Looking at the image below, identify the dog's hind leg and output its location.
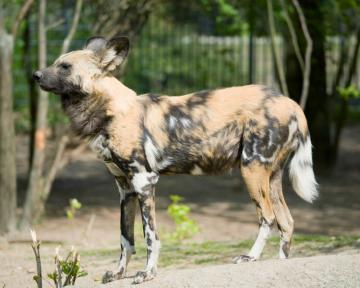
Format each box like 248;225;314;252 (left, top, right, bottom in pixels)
234;163;275;263
270;168;294;259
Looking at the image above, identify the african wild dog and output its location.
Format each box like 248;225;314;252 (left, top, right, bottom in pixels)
33;36;318;284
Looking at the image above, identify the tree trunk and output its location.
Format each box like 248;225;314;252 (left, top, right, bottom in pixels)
20;0;48;228
22;14;38;171
286;0;331;166
0;29;17;235
302;0;331;166
91;0;156;77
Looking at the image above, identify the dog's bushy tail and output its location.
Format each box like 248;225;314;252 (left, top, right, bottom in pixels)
289;135;318;203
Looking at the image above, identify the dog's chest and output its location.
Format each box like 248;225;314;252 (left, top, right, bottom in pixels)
89;134;127;177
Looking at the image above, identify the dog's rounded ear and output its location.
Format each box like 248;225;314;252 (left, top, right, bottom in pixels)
84;36;107;54
101;36;130;71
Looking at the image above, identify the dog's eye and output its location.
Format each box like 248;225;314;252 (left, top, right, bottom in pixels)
59;63;71;70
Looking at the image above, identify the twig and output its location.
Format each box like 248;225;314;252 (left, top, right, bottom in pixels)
61;0;83;54
30;229;43;288
266;0;289;97
55;247;62;288
43;135;69;200
46;18;65;31
83;214;96;245
11;0;34;39
292;0;313;110
279;0;304;72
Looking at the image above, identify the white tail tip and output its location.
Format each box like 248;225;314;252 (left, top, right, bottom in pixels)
289;136;319;203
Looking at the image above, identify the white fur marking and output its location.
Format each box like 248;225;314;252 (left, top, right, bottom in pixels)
89;134;111;159
248;222;271;259
132;172;158;194
144;224;161;272
279;239;288;259
179;117;192;128
144;137;172;171
242;137;278;164
191;165;203;175
169;116;177;129
289;135;318;203
144;137;159;170
287;121;298;142
116;235;134;274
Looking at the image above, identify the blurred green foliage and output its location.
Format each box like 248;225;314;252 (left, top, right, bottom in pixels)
9;0;360;133
66;198;82;220
337;85;360;100
166;195;200;241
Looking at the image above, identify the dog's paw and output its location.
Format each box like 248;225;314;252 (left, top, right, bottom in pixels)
133;270;156;284
102;268;125;284
233;255;256;263
102;271;115;283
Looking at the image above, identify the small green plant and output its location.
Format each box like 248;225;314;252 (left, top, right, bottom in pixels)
48;247;88;287
30;229;87;288
167;195;200;241
66;198;82;220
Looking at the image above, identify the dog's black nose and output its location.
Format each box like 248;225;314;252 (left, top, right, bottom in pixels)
33;70;43;81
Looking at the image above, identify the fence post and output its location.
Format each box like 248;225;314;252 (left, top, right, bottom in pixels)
248;0;255;84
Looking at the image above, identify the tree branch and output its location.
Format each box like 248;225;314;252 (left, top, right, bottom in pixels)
61;0;83;54
331;34;348;97
266;0;289;96
11;0;34;39
344;28;360;87
43;135;69;201
280;0;304;72
46;18;65;32
292;0;313;110
43;0;83;196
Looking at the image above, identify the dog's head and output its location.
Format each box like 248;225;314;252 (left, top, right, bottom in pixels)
33;36;129;96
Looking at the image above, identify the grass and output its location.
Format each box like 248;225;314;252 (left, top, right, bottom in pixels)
80;234;360;269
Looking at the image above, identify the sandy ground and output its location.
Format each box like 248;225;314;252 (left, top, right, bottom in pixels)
87;253;360;288
0;125;359;287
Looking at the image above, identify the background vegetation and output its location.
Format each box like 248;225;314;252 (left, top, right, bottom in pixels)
0;0;359;242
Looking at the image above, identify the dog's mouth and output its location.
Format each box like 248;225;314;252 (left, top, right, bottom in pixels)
38;82;60;94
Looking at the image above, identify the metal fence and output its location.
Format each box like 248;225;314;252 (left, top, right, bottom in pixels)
13;15;360;109
124;17;282;95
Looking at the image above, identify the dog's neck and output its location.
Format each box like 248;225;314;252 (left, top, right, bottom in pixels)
61;76;139;139
94;76;137;115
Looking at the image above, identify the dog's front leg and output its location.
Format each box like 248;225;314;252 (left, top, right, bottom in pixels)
103;178;136;283
132;172;160;284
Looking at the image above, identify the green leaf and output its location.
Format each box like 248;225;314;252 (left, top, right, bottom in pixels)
77;270;88;278
33;275;41;282
70;198;82;210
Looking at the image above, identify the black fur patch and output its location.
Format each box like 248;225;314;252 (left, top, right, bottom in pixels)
261;85;282;97
61;90;112;138
186;90;212;109
241;115;295;166
121;192;137;246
